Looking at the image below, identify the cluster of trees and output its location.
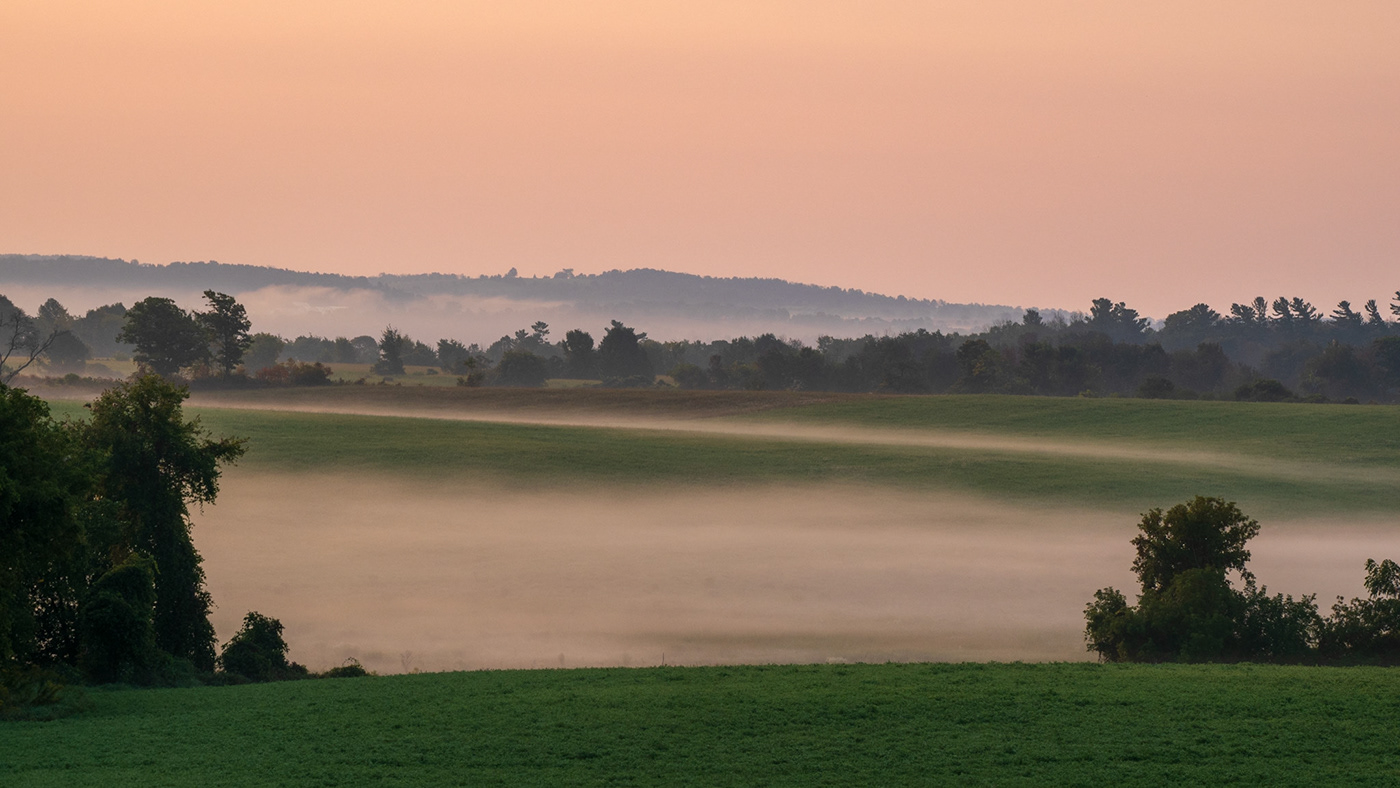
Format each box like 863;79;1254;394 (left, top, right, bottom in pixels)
1;377;235;688
0;291;253;383
0;375;355;715
653;294;1400;401
1086;497;1400;664
7;288;1400;400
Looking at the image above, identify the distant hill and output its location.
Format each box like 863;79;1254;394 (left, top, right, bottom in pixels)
0;254;1042;342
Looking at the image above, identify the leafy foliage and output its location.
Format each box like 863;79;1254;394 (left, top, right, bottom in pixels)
118;297;208;376
199;290;252;377
82;376;246;671
1088;496;1400;664
218;612;308;682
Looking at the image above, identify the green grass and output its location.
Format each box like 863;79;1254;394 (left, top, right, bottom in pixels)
5;662;1399;786
42;395;1400;517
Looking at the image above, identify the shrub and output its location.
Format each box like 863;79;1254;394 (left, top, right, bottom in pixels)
318;658;370;679
218;612;308;682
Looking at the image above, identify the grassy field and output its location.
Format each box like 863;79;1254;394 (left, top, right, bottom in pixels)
746;395;1400;470
5;662;1398;786
44;392;1400;517
172;386;1400;467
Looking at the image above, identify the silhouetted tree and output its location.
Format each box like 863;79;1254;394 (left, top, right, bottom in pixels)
494;350;548;387
198;290;252;377
561;329;598;379
118;297;207;376
218;612;307;682
373;326;407;375
598;320;652;381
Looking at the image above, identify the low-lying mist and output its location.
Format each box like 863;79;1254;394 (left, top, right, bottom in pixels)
196;473;1399;674
0;282;994;346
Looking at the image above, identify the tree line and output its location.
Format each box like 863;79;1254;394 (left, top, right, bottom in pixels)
1086;497;1400;664
6;290;1400;401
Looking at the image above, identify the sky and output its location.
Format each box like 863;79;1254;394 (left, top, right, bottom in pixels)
3;1;1398;317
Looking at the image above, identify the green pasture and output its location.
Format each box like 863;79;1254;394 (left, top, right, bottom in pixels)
43;395;1399;518
5;662;1399;786
746;394;1400;470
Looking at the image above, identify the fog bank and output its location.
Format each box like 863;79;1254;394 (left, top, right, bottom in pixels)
195;474;1398;674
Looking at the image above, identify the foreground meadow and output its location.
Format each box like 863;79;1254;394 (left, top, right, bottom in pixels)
5;663;1399;786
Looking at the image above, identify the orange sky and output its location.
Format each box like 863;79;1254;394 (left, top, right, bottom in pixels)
4;1;1398;317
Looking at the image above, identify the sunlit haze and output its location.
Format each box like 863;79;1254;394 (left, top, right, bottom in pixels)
4;1;1397;317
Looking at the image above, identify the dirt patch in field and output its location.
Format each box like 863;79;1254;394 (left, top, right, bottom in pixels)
195;473;1399;673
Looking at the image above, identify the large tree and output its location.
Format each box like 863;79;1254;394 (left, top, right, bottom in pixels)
199;290;252;377
597;320;652;381
118;297;208;376
83;375;245;670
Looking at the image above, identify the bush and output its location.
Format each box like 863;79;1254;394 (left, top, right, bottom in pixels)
218;612;308;682
493;350;548;388
255;360;333;386
1235;379;1294;402
1136;376;1175;399
1318;559;1400;664
0;666;86;721
318;658;370;679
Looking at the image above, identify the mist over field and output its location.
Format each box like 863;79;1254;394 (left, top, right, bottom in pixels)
194;473;1400;675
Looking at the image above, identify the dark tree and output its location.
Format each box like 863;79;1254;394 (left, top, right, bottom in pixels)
83;375;245;671
42;331;92;373
35;298;73;336
71;302;129;357
494;350;548;387
1088;298;1149;342
118;297;208;376
437;339;477;374
243;332;285;372
218;611;307;682
373;326;407;376
598;320;652;380
561;329;598;379
199;290;252;377
1364;300;1386;328
1320;559;1400;662
1131;497;1259;593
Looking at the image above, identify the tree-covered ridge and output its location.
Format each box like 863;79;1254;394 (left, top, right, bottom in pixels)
0;254;1023;326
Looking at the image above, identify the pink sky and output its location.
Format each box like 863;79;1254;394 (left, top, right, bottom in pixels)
3;2;1397;317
